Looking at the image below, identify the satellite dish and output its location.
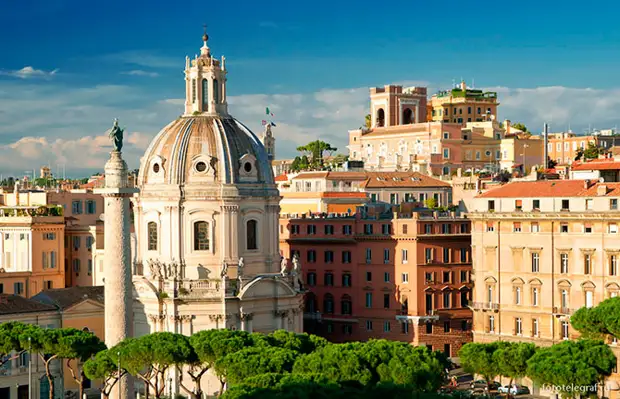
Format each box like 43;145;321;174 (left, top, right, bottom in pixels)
99;213;105;221
599;177;605;183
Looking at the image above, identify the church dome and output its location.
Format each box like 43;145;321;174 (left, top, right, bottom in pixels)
137;115;273;186
136;32;273;188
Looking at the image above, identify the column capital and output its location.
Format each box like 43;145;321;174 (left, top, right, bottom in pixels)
221;205;240;213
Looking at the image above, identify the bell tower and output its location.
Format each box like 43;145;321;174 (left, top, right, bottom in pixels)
261;124;276;163
184;26;228;116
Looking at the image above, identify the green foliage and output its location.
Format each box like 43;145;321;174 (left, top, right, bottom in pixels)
459;342;503;383
511;122;528;132
493;342;537;383
547;157;558;169
423;198;438;209
290;155;310;172
296;140;337;169
216;346;297;384
526;339;615;397
264;330;327;354
84;350;118;381
583;142;602;160
365;114;371;129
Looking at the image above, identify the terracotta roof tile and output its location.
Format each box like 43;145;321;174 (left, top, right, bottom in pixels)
477;180;620;198
291;172;328;180
32;286;104;310
572;160;620;171
0;295;56;315
274;174;289;182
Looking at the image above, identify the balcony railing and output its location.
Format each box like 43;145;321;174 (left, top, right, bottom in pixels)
469;301;500;311
553;306;575;315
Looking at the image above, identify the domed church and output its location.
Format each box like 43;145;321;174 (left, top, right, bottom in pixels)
131;30;303;345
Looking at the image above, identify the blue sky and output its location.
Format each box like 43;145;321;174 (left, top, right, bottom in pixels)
2;0;620;176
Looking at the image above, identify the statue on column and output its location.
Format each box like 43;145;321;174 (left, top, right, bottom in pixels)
291;253;303;290
221;260;229;279
280;256;289;276
107;118;124;152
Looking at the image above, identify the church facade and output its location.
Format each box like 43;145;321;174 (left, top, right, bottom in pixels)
130;30;303;354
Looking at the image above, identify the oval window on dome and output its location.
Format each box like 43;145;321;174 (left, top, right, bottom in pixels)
196;161;207;172
153;163;160;173
244;162;252;173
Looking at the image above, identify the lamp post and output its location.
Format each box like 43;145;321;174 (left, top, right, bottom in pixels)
28;337;31;399
117;352;121;399
521;144;530;175
169;377;172;399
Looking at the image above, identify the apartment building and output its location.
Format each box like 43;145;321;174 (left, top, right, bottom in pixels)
427;81;499;125
468;179;620;395
279;203;472;357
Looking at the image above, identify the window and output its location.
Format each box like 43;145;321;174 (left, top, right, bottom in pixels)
460;270;468;282
489;315;495;333
425;248;433;263
383;248;390;263
324;225;334;235
307;225;316;235
366;271;372;282
73;236;81;250
561;321;569;339
426;322;433;334
364;224;373;234
246;220;258;250
342;273;351;287
307;272;316;286
425;272;434;284
586;199;593;210
515;199;523;210
323;294;334;314
584;253;592;274
88;260;92;276
515;287;521;304
370;193;378;202
72;200;83;214
444;321;450;332
610;224;619;234
531;253;540;272
14;282;24;295
44;281;52;290
365;293;373;308
425;224;432;234
488;200;495;211
73;259;81;275
365;248;372;263
476;151;481;160
342;251;351;264
402;249;408;263
86;236;93;251
401;322;410;334
291;224;300;234
324;250;334;263
561;289;568;308
425;294;433;313
443;271;451;283
147;222;157;251
513;222;522;232
401;273;409;283
342;325;352;335
381;224;392;234
43;233;55;240
532;287;539;306
443;131;450;139
486;222;495;232
611;199;618;210
531;222;540;233
86;200;96;214
343;225;352;235
307;250;316;263
384;272;390;283
326;323;333;334
366;320;373;331
193;221;210;251
560;223;569;233
515;317;522;335
460;290;468;307
460;223;468;233
443;148;450;159
324;272;334;286
487;285;494;303
443;292;451;308
532;318;539;337
561;199;570;211
390;193;399;204
383;294;390;309
442;224;451;234
560;253;569;274
341;295;352;315
533;199;540;210
611;255;618;276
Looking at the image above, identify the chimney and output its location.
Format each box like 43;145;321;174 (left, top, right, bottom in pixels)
504;120;511;134
597;184;608;196
584;179;592;189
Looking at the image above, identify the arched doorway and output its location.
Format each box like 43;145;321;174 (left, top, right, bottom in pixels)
403;108;413;124
376;109;385;127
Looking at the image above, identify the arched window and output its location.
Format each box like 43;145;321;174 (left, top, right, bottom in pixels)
401;295;409;313
194;221;209;251
403;108;413;124
147;222;157;251
341;294;352;315
324;294;334;314
376;109;385;127
191;79;197;103
246;220;258;250
201;79;209;110
305;294;317;313
213;79;219;104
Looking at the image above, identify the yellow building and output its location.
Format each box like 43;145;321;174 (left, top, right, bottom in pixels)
428;81;499;125
468;179;620;397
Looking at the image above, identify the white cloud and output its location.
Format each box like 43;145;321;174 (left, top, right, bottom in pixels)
121;70;159;78
0;66;58;79
100;51;180;69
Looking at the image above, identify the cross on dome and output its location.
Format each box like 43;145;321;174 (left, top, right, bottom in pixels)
201;24;210;57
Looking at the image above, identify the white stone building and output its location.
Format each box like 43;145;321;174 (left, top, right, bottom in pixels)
130;29;303;362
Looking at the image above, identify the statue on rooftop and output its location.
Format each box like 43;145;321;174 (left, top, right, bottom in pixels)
107;118;124;152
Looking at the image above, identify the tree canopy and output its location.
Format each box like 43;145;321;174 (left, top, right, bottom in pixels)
511;122;528;133
295;140;338;170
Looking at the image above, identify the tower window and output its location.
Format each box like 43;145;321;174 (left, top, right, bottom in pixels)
195;161;207;172
147;222;158;251
247;220;258;250
201;79;209;110
193;221;210;251
403;108;413;124
192;79;197;103
213;79;219;104
244;162;252;173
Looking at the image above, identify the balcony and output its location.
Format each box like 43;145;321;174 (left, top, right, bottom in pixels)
469;301;499;311
553;306;575;316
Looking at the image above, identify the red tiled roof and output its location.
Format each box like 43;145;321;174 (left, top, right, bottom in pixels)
477;180;620;198
572;160;620;171
274;174;289;182
291;172;328;180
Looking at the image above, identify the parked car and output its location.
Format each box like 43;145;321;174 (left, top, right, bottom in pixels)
470;380;501;391
497;384;530;395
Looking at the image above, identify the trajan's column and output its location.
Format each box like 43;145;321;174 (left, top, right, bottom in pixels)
97;119;138;399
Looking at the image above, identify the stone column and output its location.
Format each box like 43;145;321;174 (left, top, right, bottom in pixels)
96;151;138;399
